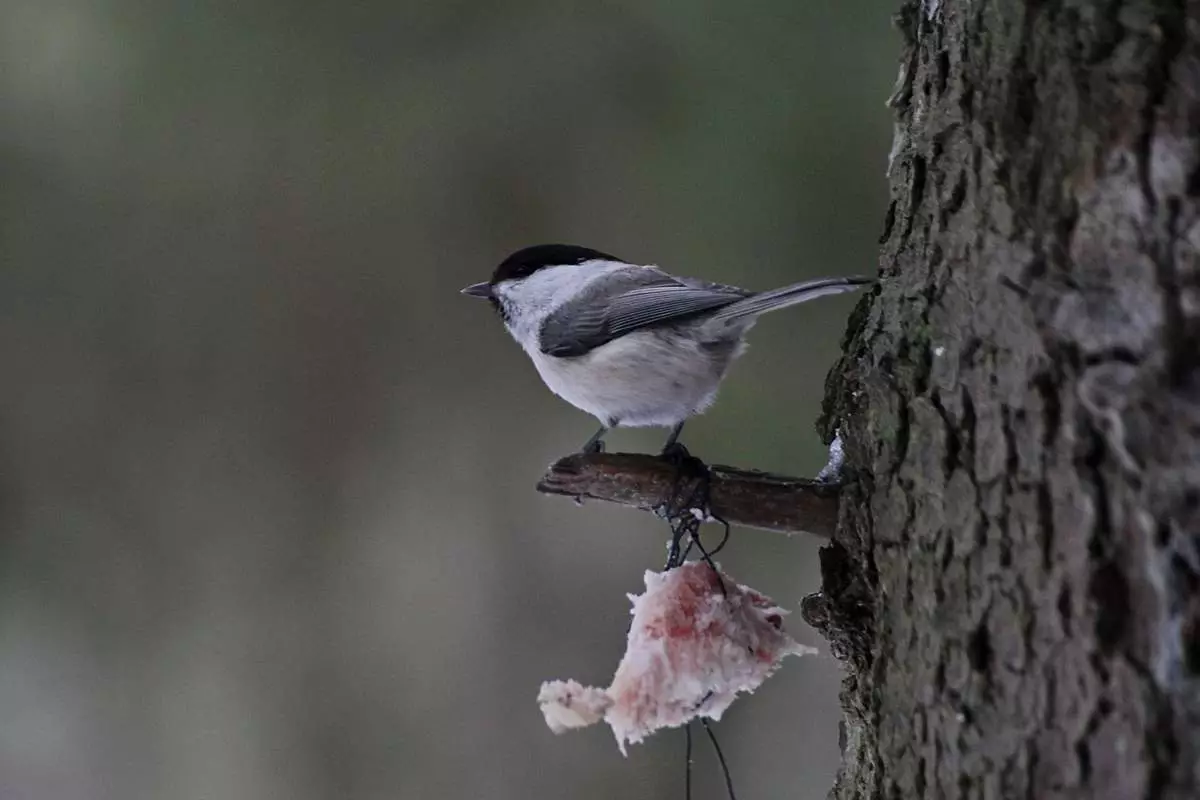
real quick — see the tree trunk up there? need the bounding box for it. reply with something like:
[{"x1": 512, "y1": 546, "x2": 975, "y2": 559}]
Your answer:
[{"x1": 803, "y1": 1, "x2": 1200, "y2": 798}]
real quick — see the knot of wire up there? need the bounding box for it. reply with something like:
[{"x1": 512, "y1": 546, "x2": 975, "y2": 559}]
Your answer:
[
  {"x1": 654, "y1": 454, "x2": 738, "y2": 800},
  {"x1": 658, "y1": 455, "x2": 731, "y2": 578}
]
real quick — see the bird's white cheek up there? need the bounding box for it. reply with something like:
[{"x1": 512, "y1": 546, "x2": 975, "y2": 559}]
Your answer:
[{"x1": 493, "y1": 287, "x2": 545, "y2": 345}]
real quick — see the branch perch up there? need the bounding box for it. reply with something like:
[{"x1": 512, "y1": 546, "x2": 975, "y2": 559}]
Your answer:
[{"x1": 537, "y1": 452, "x2": 841, "y2": 538}]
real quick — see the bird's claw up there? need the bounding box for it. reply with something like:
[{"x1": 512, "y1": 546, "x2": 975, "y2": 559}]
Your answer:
[
  {"x1": 658, "y1": 446, "x2": 709, "y2": 522},
  {"x1": 659, "y1": 441, "x2": 692, "y2": 466}
]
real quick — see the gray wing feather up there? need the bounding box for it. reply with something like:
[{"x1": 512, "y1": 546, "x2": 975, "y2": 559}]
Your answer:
[{"x1": 539, "y1": 271, "x2": 748, "y2": 357}]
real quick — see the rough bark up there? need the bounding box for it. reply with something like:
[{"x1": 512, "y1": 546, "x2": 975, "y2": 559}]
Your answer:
[{"x1": 804, "y1": 1, "x2": 1200, "y2": 798}]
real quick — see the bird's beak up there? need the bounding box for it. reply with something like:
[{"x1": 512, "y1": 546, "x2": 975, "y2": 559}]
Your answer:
[{"x1": 460, "y1": 281, "x2": 493, "y2": 299}]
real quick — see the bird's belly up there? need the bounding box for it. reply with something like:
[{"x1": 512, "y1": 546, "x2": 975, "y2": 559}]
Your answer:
[{"x1": 526, "y1": 330, "x2": 740, "y2": 428}]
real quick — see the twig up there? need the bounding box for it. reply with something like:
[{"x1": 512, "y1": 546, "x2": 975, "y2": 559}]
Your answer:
[{"x1": 536, "y1": 452, "x2": 840, "y2": 538}]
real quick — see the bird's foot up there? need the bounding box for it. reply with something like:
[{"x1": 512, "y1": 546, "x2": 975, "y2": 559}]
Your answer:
[
  {"x1": 658, "y1": 445, "x2": 710, "y2": 535},
  {"x1": 660, "y1": 442, "x2": 709, "y2": 506},
  {"x1": 659, "y1": 440, "x2": 693, "y2": 467},
  {"x1": 579, "y1": 424, "x2": 611, "y2": 455}
]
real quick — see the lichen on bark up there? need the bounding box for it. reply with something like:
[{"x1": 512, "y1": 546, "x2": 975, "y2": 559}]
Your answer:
[{"x1": 805, "y1": 1, "x2": 1200, "y2": 798}]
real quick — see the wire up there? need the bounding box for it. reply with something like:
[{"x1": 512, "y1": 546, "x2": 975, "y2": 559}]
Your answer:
[
  {"x1": 684, "y1": 723, "x2": 693, "y2": 800},
  {"x1": 702, "y1": 719, "x2": 738, "y2": 800}
]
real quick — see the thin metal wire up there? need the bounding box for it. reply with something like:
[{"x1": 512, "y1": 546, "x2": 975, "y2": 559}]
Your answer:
[
  {"x1": 680, "y1": 535, "x2": 695, "y2": 563},
  {"x1": 660, "y1": 455, "x2": 726, "y2": 595},
  {"x1": 657, "y1": 448, "x2": 738, "y2": 800},
  {"x1": 684, "y1": 722, "x2": 694, "y2": 800},
  {"x1": 706, "y1": 512, "x2": 732, "y2": 557},
  {"x1": 679, "y1": 510, "x2": 730, "y2": 565},
  {"x1": 661, "y1": 451, "x2": 694, "y2": 570},
  {"x1": 683, "y1": 520, "x2": 725, "y2": 597},
  {"x1": 701, "y1": 719, "x2": 738, "y2": 800},
  {"x1": 664, "y1": 515, "x2": 688, "y2": 570}
]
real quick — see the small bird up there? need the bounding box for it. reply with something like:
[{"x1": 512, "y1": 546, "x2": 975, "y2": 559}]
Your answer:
[{"x1": 462, "y1": 244, "x2": 871, "y2": 454}]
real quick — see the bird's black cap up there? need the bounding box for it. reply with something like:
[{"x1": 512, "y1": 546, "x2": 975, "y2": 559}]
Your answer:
[{"x1": 490, "y1": 244, "x2": 620, "y2": 284}]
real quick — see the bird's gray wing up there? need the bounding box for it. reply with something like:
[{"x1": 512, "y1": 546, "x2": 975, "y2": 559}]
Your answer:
[{"x1": 538, "y1": 272, "x2": 749, "y2": 357}]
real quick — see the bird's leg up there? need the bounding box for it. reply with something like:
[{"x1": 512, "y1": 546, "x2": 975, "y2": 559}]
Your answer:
[
  {"x1": 659, "y1": 419, "x2": 704, "y2": 524},
  {"x1": 660, "y1": 420, "x2": 688, "y2": 462},
  {"x1": 655, "y1": 420, "x2": 727, "y2": 594},
  {"x1": 580, "y1": 424, "x2": 609, "y2": 454}
]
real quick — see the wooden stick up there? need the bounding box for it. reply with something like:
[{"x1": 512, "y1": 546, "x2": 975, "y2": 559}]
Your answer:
[{"x1": 536, "y1": 452, "x2": 840, "y2": 538}]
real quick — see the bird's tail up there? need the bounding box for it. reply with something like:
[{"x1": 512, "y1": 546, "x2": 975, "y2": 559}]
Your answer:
[{"x1": 705, "y1": 276, "x2": 873, "y2": 324}]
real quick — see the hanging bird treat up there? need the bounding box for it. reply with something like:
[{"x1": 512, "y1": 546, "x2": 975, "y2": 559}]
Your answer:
[{"x1": 538, "y1": 562, "x2": 816, "y2": 754}]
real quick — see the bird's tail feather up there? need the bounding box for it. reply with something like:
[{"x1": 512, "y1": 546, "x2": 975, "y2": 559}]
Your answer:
[{"x1": 706, "y1": 276, "x2": 872, "y2": 324}]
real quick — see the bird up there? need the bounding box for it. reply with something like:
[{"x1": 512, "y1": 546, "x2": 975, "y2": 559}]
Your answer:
[{"x1": 461, "y1": 244, "x2": 871, "y2": 455}]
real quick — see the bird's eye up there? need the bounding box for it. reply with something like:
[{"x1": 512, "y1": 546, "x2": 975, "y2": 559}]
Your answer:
[{"x1": 503, "y1": 263, "x2": 543, "y2": 281}]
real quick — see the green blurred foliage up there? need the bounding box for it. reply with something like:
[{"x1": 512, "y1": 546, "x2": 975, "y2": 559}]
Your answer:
[{"x1": 0, "y1": 1, "x2": 897, "y2": 797}]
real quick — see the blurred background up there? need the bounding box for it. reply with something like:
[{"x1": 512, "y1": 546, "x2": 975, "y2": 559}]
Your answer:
[{"x1": 0, "y1": 1, "x2": 896, "y2": 798}]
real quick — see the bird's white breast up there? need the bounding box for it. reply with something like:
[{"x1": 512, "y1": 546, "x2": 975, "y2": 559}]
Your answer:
[{"x1": 525, "y1": 326, "x2": 742, "y2": 428}]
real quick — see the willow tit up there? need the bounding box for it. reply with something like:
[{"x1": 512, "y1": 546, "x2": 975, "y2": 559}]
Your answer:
[{"x1": 462, "y1": 244, "x2": 871, "y2": 454}]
